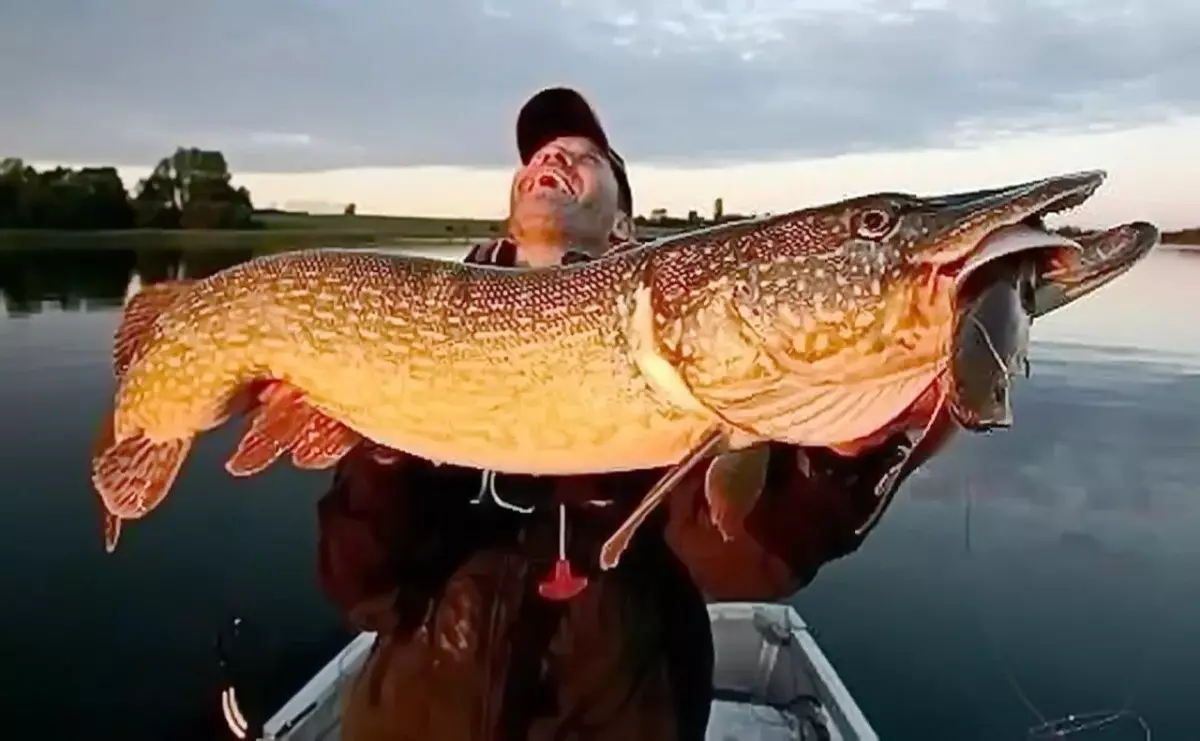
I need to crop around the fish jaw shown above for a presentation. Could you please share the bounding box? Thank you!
[897,170,1105,267]
[1033,221,1160,316]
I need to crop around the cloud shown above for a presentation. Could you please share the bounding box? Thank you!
[2,0,1198,172]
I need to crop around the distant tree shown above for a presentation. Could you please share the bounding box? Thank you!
[0,158,32,227]
[344,202,357,215]
[0,159,134,229]
[134,147,257,229]
[71,167,136,228]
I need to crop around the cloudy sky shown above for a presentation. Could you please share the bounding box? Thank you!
[4,0,1199,226]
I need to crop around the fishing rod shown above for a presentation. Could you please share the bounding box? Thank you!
[961,479,1155,741]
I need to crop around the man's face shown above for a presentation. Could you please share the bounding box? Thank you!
[508,136,623,265]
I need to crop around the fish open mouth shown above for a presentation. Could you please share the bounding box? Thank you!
[910,170,1107,281]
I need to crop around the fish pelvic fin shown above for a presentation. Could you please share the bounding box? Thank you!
[113,279,195,380]
[703,445,771,542]
[225,382,361,477]
[91,410,193,552]
[291,412,361,470]
[599,428,728,570]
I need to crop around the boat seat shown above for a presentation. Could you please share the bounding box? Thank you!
[706,603,832,741]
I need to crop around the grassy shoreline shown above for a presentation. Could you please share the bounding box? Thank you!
[0,211,685,250]
[0,229,477,249]
[0,211,505,249]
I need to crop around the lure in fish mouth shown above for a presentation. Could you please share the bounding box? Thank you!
[948,220,1161,432]
[840,219,1160,540]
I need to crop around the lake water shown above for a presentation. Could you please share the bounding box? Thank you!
[1,244,1198,741]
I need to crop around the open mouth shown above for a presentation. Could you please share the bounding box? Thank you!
[917,170,1108,279]
[518,165,581,198]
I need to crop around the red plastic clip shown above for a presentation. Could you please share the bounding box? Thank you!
[537,505,589,601]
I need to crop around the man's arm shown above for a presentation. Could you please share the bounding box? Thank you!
[317,446,418,634]
[666,416,956,601]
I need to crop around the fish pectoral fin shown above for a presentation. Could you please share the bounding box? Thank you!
[703,445,771,542]
[91,430,193,551]
[599,428,728,571]
[226,381,361,476]
[291,413,361,470]
[113,279,195,380]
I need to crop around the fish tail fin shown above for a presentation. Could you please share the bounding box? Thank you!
[91,405,193,553]
[225,382,360,476]
[94,278,197,552]
[113,279,196,379]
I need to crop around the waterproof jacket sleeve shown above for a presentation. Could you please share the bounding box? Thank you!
[665,423,954,602]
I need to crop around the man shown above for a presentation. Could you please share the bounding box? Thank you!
[317,87,926,741]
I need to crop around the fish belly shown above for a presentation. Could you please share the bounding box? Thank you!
[272,327,715,475]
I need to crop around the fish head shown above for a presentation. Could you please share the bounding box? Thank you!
[508,135,621,265]
[708,171,1105,447]
[1031,221,1160,316]
[739,170,1103,362]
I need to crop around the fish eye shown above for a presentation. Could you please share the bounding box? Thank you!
[853,207,896,239]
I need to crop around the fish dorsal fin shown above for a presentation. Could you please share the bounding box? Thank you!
[113,280,195,380]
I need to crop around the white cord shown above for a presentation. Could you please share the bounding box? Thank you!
[471,470,534,513]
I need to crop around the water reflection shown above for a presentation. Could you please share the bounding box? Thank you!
[0,243,472,318]
[0,247,256,316]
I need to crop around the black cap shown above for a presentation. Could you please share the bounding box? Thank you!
[516,86,633,217]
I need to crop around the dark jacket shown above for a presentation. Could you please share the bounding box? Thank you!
[317,238,936,741]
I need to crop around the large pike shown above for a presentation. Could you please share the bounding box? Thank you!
[93,170,1117,564]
